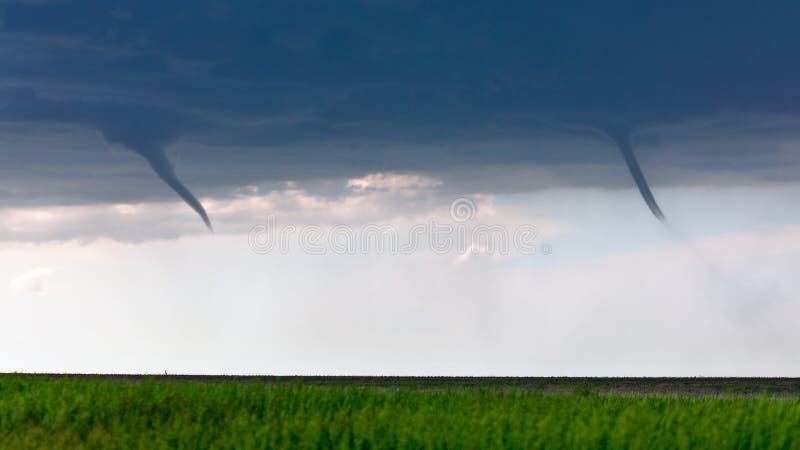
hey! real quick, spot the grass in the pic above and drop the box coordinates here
[1,375,800,449]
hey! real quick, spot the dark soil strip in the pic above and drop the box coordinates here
[4,374,800,396]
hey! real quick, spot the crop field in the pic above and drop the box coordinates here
[2,375,800,449]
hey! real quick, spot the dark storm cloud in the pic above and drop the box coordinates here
[1,0,800,222]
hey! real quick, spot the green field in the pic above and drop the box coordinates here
[2,375,800,449]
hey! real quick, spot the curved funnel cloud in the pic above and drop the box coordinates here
[137,145,213,231]
[0,88,215,231]
[606,127,666,222]
[93,106,214,231]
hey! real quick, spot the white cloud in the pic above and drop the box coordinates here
[9,267,54,294]
[346,172,443,193]
[0,173,564,245]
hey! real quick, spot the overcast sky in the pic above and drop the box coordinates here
[2,0,800,375]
